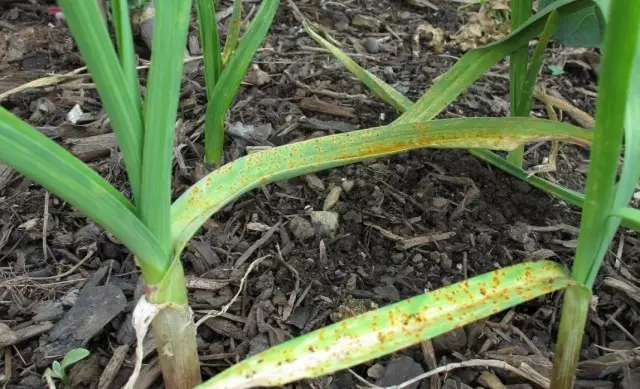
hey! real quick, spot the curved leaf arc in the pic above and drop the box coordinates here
[196,260,575,389]
[303,0,594,210]
[171,117,592,253]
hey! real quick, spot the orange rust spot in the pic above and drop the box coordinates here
[479,287,487,296]
[524,268,533,281]
[492,272,501,287]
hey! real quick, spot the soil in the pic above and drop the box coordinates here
[1,1,639,389]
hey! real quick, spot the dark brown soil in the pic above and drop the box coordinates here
[1,1,638,389]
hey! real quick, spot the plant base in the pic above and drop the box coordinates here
[151,304,201,389]
[550,285,592,389]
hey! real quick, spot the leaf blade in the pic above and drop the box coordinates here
[196,0,222,99]
[140,0,193,265]
[111,0,141,115]
[303,20,412,112]
[302,0,593,210]
[585,31,640,284]
[571,0,640,287]
[221,0,243,65]
[203,0,279,164]
[60,348,90,369]
[196,260,574,388]
[172,117,591,252]
[58,0,144,203]
[0,108,167,282]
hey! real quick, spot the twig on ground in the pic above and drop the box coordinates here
[533,88,595,129]
[1,246,95,285]
[349,358,552,389]
[234,221,281,267]
[607,315,640,346]
[0,56,203,101]
[283,70,368,101]
[42,191,49,261]
[97,344,129,389]
[420,340,440,389]
[0,321,54,348]
[479,310,515,354]
[195,255,269,328]
[275,244,299,321]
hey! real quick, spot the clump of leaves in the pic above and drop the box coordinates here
[42,348,90,389]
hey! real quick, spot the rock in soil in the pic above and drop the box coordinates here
[33,285,126,367]
[323,186,342,211]
[247,333,270,357]
[367,363,385,379]
[289,216,315,241]
[352,14,382,31]
[432,327,467,352]
[311,211,339,237]
[376,356,424,389]
[342,179,355,193]
[364,37,381,54]
[373,284,400,301]
[304,174,325,191]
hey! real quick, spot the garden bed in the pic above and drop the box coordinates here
[0,0,637,388]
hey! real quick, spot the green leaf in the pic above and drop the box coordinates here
[51,361,63,379]
[221,0,243,65]
[303,20,413,113]
[539,0,606,47]
[197,260,574,388]
[548,64,565,75]
[595,0,611,22]
[468,149,585,207]
[610,208,640,231]
[517,11,559,118]
[111,0,141,114]
[571,0,640,287]
[507,0,540,166]
[61,348,90,369]
[195,0,222,99]
[43,367,58,382]
[550,284,592,387]
[510,0,533,119]
[203,0,279,164]
[172,117,591,253]
[507,10,559,165]
[585,33,640,284]
[0,107,167,283]
[303,0,594,210]
[139,0,193,266]
[58,0,144,204]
